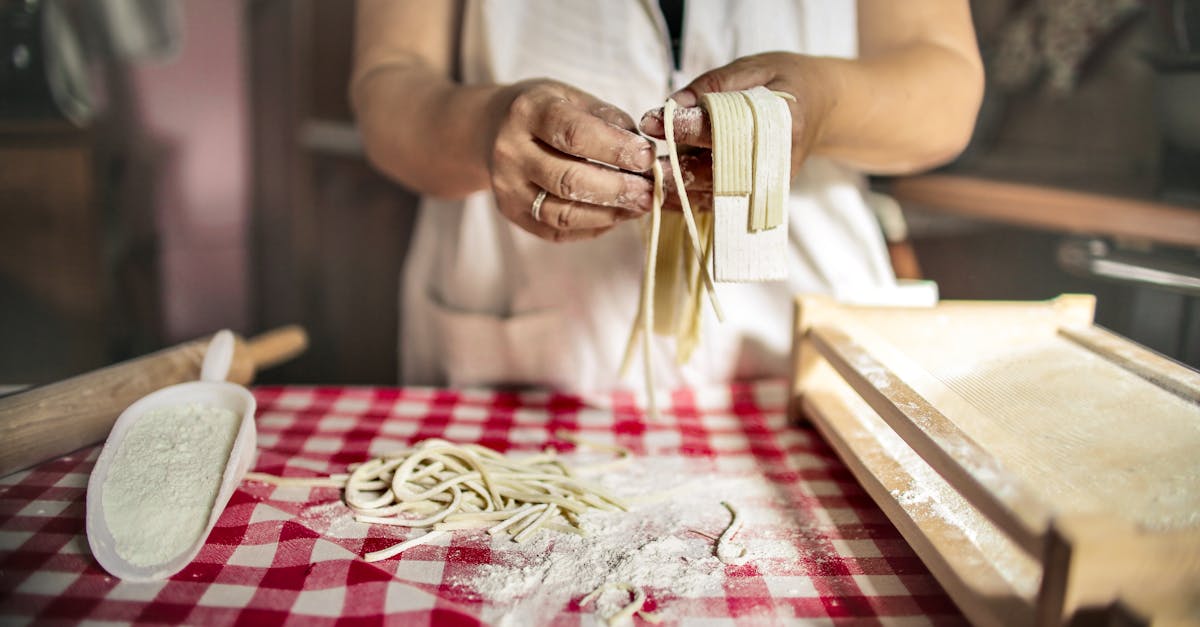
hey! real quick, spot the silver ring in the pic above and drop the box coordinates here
[530,189,548,222]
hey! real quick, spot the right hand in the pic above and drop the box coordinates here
[486,80,656,242]
[658,150,714,215]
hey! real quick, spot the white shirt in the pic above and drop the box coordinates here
[401,0,896,393]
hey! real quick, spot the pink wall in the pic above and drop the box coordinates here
[129,0,249,341]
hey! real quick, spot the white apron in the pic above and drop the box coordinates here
[401,0,896,392]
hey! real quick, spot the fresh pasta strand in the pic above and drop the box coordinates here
[580,582,658,626]
[716,501,748,565]
[244,472,346,489]
[663,98,724,321]
[641,161,664,422]
[363,530,446,563]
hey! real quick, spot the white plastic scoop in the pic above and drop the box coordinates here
[86,330,258,581]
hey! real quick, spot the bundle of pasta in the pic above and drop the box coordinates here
[705,87,792,281]
[622,87,792,418]
[251,438,628,562]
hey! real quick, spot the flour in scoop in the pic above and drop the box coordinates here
[102,403,240,566]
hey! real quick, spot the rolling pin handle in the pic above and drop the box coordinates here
[245,326,309,371]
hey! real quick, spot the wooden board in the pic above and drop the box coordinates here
[790,294,1200,626]
[803,359,1039,627]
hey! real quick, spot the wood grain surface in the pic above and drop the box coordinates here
[791,294,1200,625]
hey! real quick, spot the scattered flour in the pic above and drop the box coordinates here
[446,456,769,624]
[300,500,365,539]
[265,451,824,624]
[102,403,240,566]
[863,416,1042,597]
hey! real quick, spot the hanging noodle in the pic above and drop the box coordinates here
[621,91,791,418]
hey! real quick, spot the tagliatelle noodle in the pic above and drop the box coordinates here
[621,90,792,415]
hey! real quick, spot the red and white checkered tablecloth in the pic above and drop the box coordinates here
[0,381,964,626]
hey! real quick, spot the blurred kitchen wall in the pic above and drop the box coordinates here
[1,0,413,385]
[902,0,1200,366]
[0,0,251,383]
[128,0,250,342]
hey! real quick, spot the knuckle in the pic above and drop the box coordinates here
[555,165,584,200]
[489,167,519,197]
[540,99,569,128]
[555,202,582,229]
[509,90,539,120]
[490,142,514,170]
[491,128,528,165]
[558,116,587,154]
[694,75,725,95]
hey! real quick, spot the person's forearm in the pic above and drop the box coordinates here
[804,42,984,174]
[667,40,984,176]
[352,60,504,198]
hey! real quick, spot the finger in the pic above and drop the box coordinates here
[535,193,640,231]
[662,191,713,214]
[525,142,653,212]
[589,102,639,133]
[531,98,655,173]
[564,87,640,133]
[669,58,774,106]
[659,152,713,195]
[511,206,617,242]
[639,106,711,148]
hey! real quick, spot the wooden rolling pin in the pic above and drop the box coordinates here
[0,326,308,478]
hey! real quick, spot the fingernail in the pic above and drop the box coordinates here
[639,110,664,136]
[670,89,697,107]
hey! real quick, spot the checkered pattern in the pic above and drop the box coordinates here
[1,381,963,625]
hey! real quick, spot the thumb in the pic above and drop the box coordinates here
[669,59,774,106]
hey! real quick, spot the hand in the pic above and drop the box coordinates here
[639,52,833,179]
[657,151,713,214]
[485,79,657,242]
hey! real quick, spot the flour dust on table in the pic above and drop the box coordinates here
[447,455,807,624]
[260,449,814,624]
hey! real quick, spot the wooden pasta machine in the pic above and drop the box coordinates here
[789,294,1200,626]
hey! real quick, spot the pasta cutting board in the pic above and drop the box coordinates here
[789,294,1200,626]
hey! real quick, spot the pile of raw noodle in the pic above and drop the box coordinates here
[253,437,628,562]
